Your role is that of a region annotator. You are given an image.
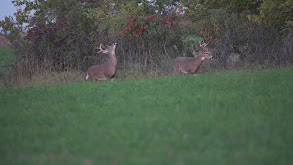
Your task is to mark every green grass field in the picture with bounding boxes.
[0,68,293,165]
[0,46,15,77]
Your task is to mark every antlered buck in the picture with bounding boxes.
[86,43,117,82]
[174,42,213,76]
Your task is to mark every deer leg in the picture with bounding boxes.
[174,66,179,75]
[110,78,115,82]
[181,71,188,75]
[89,75,93,81]
[95,77,102,82]
[193,73,197,76]
[96,77,107,82]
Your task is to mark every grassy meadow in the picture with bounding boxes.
[0,46,15,77]
[1,67,293,165]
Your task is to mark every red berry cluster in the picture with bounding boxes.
[200,25,218,43]
[26,17,70,45]
[122,14,180,37]
[27,26,56,45]
[57,18,68,29]
[122,16,146,36]
[161,16,180,24]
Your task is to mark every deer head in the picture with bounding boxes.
[97,43,117,54]
[199,42,213,60]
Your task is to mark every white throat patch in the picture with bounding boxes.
[201,57,205,60]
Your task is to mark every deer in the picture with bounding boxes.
[174,42,213,76]
[86,43,117,82]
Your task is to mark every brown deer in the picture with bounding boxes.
[174,42,213,76]
[86,43,117,82]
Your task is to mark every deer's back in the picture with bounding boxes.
[175,57,198,64]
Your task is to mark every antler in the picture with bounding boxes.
[199,41,209,51]
[97,43,105,53]
[199,41,208,48]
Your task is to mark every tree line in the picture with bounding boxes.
[0,0,292,75]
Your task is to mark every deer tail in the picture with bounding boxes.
[85,73,89,80]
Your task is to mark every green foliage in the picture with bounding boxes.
[183,35,203,52]
[182,0,261,18]
[253,0,293,30]
[1,68,293,164]
[0,46,15,77]
[1,0,104,70]
[209,9,250,46]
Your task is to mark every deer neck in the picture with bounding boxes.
[108,52,117,65]
[197,52,206,62]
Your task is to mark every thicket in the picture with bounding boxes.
[0,0,292,87]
